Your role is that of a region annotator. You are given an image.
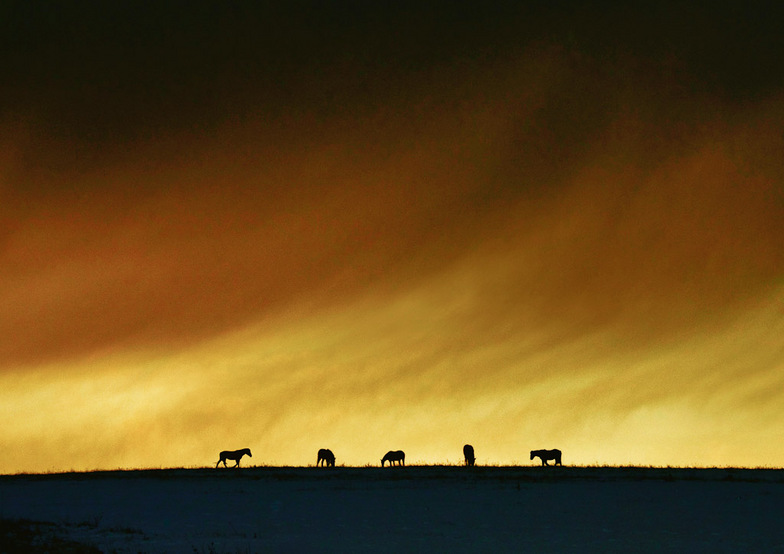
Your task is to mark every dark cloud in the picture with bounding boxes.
[4,2,782,150]
[1,2,783,368]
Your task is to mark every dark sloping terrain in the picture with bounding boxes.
[2,466,783,552]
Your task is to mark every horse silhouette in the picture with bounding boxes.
[317,448,335,467]
[463,444,476,466]
[530,449,562,466]
[216,448,252,468]
[381,450,405,466]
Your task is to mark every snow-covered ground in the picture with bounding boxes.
[2,466,783,553]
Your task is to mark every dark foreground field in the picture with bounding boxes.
[2,466,784,553]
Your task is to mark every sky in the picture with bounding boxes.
[1,2,783,473]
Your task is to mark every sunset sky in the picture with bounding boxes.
[1,2,783,473]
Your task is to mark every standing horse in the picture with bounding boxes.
[317,448,336,467]
[216,448,252,468]
[463,444,476,466]
[381,450,405,466]
[530,449,562,466]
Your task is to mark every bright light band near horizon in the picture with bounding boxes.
[1,278,782,473]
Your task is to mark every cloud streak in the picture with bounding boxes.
[1,5,783,471]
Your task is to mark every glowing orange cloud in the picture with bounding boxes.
[1,46,783,473]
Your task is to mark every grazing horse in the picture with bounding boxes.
[317,448,336,467]
[530,449,562,466]
[463,444,476,466]
[381,450,405,467]
[216,448,252,468]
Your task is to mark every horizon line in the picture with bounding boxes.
[5,463,784,478]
